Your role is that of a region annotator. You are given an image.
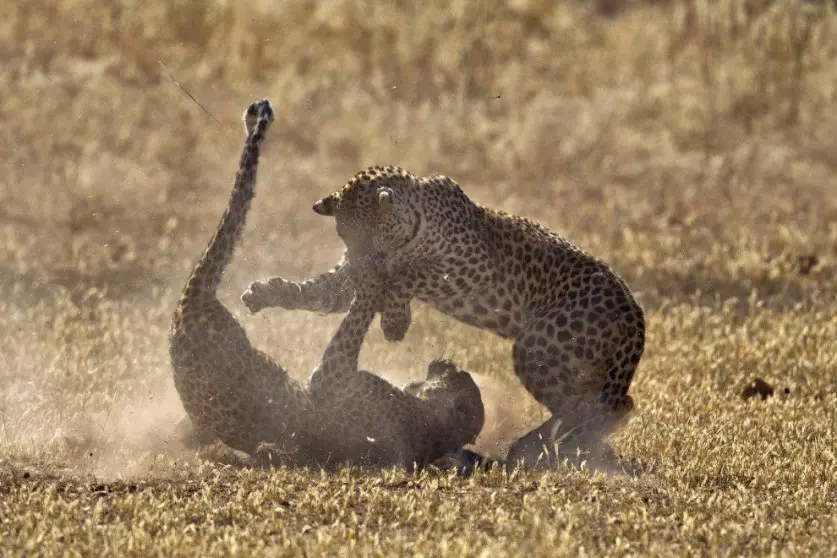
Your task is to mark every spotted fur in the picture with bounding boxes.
[169,108,484,469]
[243,165,645,468]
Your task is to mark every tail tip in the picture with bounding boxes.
[243,98,275,135]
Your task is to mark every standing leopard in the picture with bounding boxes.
[242,165,645,468]
[169,105,484,470]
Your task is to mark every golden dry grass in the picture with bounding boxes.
[2,0,837,555]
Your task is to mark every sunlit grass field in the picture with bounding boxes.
[2,1,837,555]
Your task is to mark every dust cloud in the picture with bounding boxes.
[469,374,539,459]
[0,335,538,481]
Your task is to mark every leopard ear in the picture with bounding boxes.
[313,194,338,216]
[377,187,394,211]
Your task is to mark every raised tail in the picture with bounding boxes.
[181,99,275,301]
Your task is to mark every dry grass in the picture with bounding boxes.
[2,0,837,555]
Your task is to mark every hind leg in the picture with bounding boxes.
[506,302,640,469]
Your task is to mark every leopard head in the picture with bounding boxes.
[403,359,485,450]
[313,166,424,262]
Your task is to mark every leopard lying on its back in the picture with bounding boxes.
[242,165,645,468]
[169,106,484,470]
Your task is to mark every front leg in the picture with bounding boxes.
[241,254,416,340]
[241,254,355,315]
[346,255,414,342]
[307,263,391,396]
[307,295,376,393]
[379,288,412,342]
[241,253,412,342]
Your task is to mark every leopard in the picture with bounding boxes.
[241,165,645,469]
[169,103,484,470]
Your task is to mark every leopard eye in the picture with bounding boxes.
[376,187,394,209]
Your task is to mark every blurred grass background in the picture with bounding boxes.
[1,1,836,555]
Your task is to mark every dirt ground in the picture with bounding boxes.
[1,1,836,556]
